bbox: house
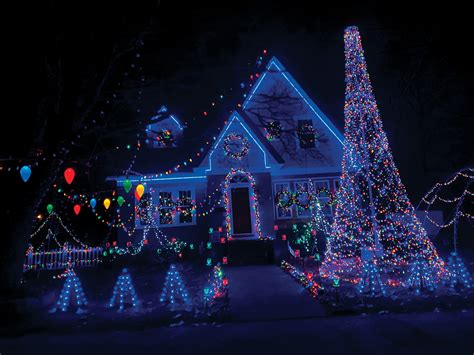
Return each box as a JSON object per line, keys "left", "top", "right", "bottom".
{"left": 108, "top": 57, "right": 344, "bottom": 259}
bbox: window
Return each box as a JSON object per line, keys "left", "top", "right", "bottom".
{"left": 312, "top": 180, "right": 332, "bottom": 216}
{"left": 274, "top": 182, "right": 292, "bottom": 219}
{"left": 294, "top": 180, "right": 311, "bottom": 218}
{"left": 136, "top": 188, "right": 195, "bottom": 227}
{"left": 177, "top": 190, "right": 193, "bottom": 224}
{"left": 297, "top": 119, "right": 316, "bottom": 149}
{"left": 265, "top": 120, "right": 282, "bottom": 141}
{"left": 273, "top": 179, "right": 335, "bottom": 220}
{"left": 159, "top": 191, "right": 174, "bottom": 225}
{"left": 137, "top": 193, "right": 153, "bottom": 225}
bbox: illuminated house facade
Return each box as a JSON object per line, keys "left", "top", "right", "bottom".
{"left": 110, "top": 57, "right": 344, "bottom": 250}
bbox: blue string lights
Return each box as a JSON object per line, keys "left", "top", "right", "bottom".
{"left": 160, "top": 264, "right": 190, "bottom": 309}
{"left": 54, "top": 269, "right": 88, "bottom": 312}
{"left": 109, "top": 268, "right": 140, "bottom": 312}
{"left": 356, "top": 257, "right": 387, "bottom": 297}
{"left": 406, "top": 254, "right": 439, "bottom": 294}
{"left": 444, "top": 252, "right": 472, "bottom": 290}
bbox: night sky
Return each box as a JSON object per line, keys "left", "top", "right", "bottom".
{"left": 1, "top": 2, "right": 473, "bottom": 281}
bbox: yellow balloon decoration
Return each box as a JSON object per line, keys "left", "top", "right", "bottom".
{"left": 103, "top": 198, "right": 111, "bottom": 210}
{"left": 136, "top": 184, "right": 145, "bottom": 199}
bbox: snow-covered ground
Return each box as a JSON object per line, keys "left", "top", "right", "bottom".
{"left": 2, "top": 264, "right": 473, "bottom": 354}
{"left": 1, "top": 310, "right": 473, "bottom": 354}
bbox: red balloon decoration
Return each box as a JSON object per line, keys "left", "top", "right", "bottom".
{"left": 64, "top": 168, "right": 76, "bottom": 185}
{"left": 73, "top": 204, "right": 81, "bottom": 215}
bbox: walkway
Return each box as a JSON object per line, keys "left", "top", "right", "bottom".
{"left": 225, "top": 265, "right": 326, "bottom": 321}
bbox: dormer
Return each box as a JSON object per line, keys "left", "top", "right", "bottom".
{"left": 145, "top": 106, "right": 184, "bottom": 149}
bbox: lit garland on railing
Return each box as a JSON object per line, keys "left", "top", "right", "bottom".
{"left": 323, "top": 26, "right": 443, "bottom": 274}
{"left": 23, "top": 245, "right": 102, "bottom": 272}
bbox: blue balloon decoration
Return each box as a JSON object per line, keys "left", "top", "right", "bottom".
{"left": 90, "top": 198, "right": 97, "bottom": 209}
{"left": 20, "top": 166, "right": 31, "bottom": 182}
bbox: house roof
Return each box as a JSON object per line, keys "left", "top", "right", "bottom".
{"left": 109, "top": 56, "right": 344, "bottom": 180}
{"left": 243, "top": 56, "right": 344, "bottom": 145}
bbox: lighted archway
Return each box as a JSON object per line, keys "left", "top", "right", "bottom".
{"left": 223, "top": 169, "right": 263, "bottom": 240}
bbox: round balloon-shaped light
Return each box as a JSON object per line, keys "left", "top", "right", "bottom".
{"left": 73, "top": 204, "right": 81, "bottom": 215}
{"left": 123, "top": 179, "right": 132, "bottom": 193}
{"left": 90, "top": 198, "right": 97, "bottom": 209}
{"left": 103, "top": 198, "right": 111, "bottom": 210}
{"left": 117, "top": 196, "right": 125, "bottom": 207}
{"left": 64, "top": 167, "right": 76, "bottom": 185}
{"left": 20, "top": 166, "right": 32, "bottom": 182}
{"left": 135, "top": 184, "right": 145, "bottom": 200}
{"left": 46, "top": 204, "right": 53, "bottom": 214}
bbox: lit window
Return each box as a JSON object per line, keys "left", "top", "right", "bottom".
{"left": 297, "top": 120, "right": 316, "bottom": 149}
{"left": 178, "top": 190, "right": 193, "bottom": 224}
{"left": 274, "top": 182, "right": 292, "bottom": 219}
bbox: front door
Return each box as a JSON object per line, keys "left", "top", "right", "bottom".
{"left": 230, "top": 187, "right": 252, "bottom": 235}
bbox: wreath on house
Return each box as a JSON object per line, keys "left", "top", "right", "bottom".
{"left": 223, "top": 133, "right": 250, "bottom": 159}
{"left": 275, "top": 190, "right": 294, "bottom": 210}
{"left": 294, "top": 188, "right": 315, "bottom": 210}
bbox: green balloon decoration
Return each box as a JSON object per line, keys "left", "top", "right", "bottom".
{"left": 46, "top": 204, "right": 53, "bottom": 214}
{"left": 123, "top": 179, "right": 132, "bottom": 193}
{"left": 117, "top": 196, "right": 125, "bottom": 207}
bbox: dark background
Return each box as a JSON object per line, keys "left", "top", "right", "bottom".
{"left": 1, "top": 1, "right": 473, "bottom": 290}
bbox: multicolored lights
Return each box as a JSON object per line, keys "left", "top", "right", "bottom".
{"left": 323, "top": 26, "right": 443, "bottom": 276}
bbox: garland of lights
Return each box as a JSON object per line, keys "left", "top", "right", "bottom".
{"left": 29, "top": 212, "right": 89, "bottom": 248}
{"left": 417, "top": 168, "right": 473, "bottom": 229}
{"left": 223, "top": 169, "right": 264, "bottom": 240}
{"left": 223, "top": 133, "right": 250, "bottom": 159}
{"left": 281, "top": 260, "right": 321, "bottom": 298}
{"left": 322, "top": 26, "right": 443, "bottom": 276}
{"left": 275, "top": 187, "right": 337, "bottom": 210}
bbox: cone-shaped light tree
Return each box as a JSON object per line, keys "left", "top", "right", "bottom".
{"left": 323, "top": 26, "right": 443, "bottom": 274}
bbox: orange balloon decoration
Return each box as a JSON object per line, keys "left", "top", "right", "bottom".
{"left": 64, "top": 168, "right": 76, "bottom": 185}
{"left": 135, "top": 184, "right": 145, "bottom": 200}
{"left": 73, "top": 204, "right": 81, "bottom": 215}
{"left": 103, "top": 198, "right": 111, "bottom": 210}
